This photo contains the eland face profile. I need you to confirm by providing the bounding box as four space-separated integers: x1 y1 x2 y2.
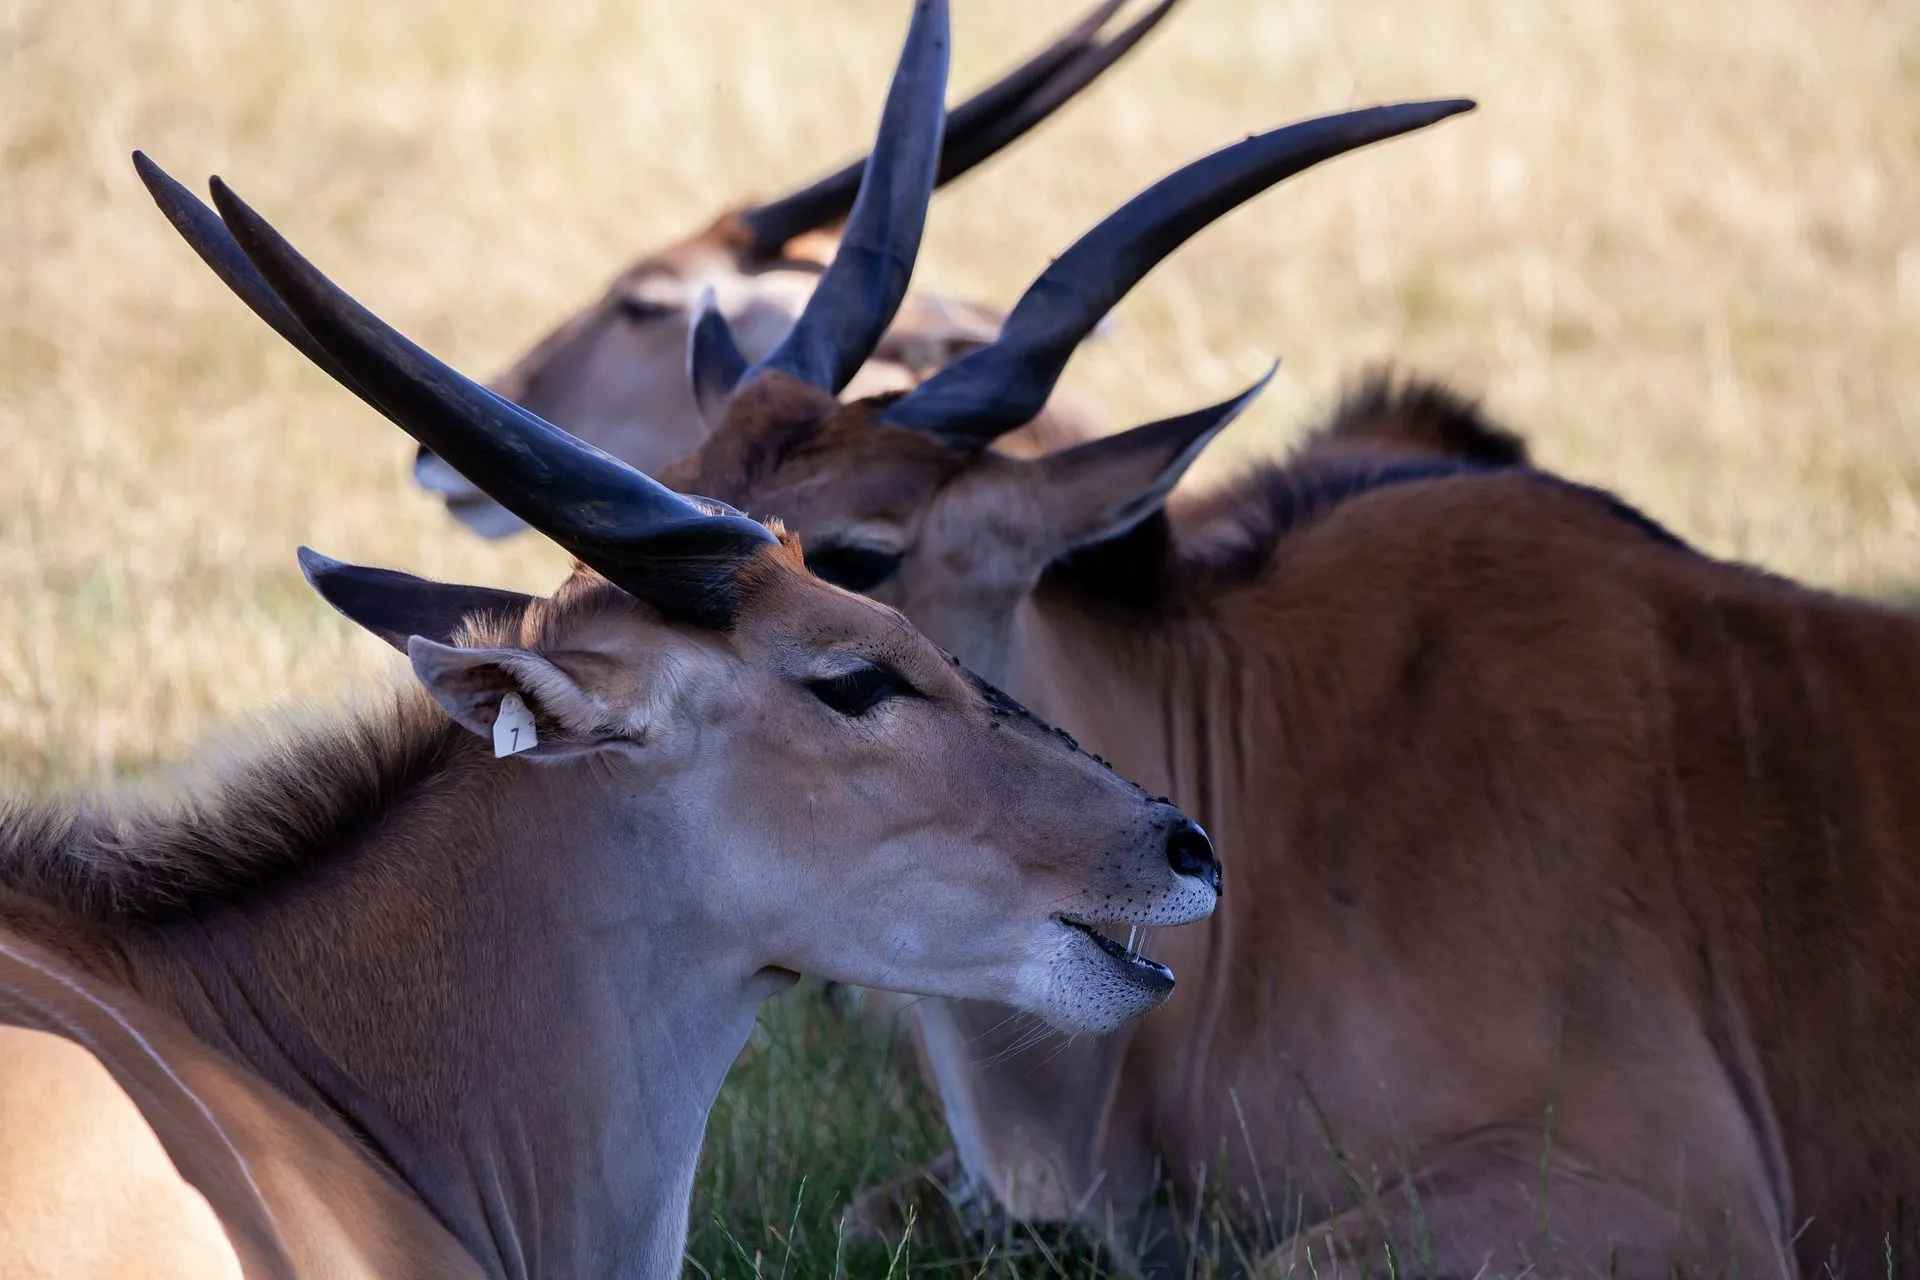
0 6 1220 1275
413 0 1177 537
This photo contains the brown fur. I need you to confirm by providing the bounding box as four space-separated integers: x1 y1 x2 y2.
3 524 1217 1276
0 534 851 928
0 695 470 924
0 570 669 925
1049 373 1698 616
663 363 1920 1275
1072 472 1920 1274
1301 367 1528 465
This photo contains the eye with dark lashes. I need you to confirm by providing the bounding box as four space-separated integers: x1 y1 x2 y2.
615 294 677 322
806 664 915 718
804 544 902 593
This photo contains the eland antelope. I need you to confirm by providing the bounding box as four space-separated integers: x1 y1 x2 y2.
413 0 1175 537
0 5 1224 1275
645 80 1920 1280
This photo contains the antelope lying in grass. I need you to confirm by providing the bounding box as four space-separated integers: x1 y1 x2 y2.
414 0 1173 536
647 78 1920 1280
0 7 1224 1274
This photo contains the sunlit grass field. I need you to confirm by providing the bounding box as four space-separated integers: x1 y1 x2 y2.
4 0 1917 1273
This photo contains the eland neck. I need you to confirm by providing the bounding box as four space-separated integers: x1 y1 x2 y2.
114 724 780 1279
979 587 1239 813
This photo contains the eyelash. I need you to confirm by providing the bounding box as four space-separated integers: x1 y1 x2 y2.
615 295 676 322
805 545 902 593
806 665 914 718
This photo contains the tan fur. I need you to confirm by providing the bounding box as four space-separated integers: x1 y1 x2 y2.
0 1027 241 1279
3 536 1216 1275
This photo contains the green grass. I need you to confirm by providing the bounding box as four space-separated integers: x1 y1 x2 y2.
688 993 1398 1279
688 991 1278 1279
688 991 945 1278
686 990 1132 1279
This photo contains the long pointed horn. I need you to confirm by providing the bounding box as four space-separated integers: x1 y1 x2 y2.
211 176 773 567
934 0 1176 187
133 151 364 396
879 99 1477 443
739 0 1173 258
138 156 774 615
746 0 949 393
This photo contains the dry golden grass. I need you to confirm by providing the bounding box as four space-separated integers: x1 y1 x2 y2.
3 0 1917 787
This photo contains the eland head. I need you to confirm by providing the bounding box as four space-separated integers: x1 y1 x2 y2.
656 93 1475 674
129 0 1217 1037
411 0 1178 536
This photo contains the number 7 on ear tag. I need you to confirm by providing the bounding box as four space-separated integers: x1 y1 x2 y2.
493 692 538 758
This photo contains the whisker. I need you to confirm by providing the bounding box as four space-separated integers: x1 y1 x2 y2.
1036 1033 1080 1069
968 1007 1031 1045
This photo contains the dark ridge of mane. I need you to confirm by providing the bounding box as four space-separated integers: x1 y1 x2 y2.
1307 369 1530 465
1045 373 1691 613
0 689 475 925
1539 475 1691 552
1047 456 1497 612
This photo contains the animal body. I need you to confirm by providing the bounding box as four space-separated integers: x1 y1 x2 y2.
651 73 1920 1279
0 6 1224 1274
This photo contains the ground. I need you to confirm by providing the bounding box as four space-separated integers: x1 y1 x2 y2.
3 1 1915 1274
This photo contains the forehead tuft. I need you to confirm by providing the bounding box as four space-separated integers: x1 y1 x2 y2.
766 519 807 562
501 566 642 649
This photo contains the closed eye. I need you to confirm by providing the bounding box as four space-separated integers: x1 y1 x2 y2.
806 664 915 718
805 544 902 593
615 295 678 323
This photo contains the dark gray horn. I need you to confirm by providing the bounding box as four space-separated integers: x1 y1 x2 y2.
739 0 1176 259
297 547 535 653
933 0 1177 186
137 157 776 620
208 175 772 566
879 98 1477 443
746 0 949 394
687 287 748 428
133 151 363 397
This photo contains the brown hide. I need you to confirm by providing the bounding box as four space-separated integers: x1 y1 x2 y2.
1014 471 1920 1274
665 370 1919 1272
0 912 475 1277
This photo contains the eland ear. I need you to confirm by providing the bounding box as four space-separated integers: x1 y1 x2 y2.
687 287 748 429
1033 364 1275 552
299 547 534 653
406 637 610 760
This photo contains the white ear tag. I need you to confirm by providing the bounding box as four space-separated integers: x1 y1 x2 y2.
492 692 538 758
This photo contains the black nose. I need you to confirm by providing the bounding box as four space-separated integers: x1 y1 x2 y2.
1165 819 1220 894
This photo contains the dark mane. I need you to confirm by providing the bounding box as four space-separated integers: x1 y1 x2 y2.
0 691 475 924
1303 370 1529 465
0 568 695 926
1047 372 1685 612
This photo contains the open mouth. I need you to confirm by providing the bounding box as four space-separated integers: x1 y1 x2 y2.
1056 915 1175 992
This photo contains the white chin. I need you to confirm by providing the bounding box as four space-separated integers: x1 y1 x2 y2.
1025 932 1176 1036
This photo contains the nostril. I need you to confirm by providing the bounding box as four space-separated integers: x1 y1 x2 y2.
1165 819 1218 887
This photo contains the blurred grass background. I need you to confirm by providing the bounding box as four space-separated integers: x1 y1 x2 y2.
2 1 1917 1272
4 0 1917 784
